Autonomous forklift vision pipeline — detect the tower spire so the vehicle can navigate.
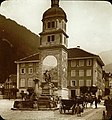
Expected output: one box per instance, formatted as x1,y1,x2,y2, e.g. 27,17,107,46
51,0,59,7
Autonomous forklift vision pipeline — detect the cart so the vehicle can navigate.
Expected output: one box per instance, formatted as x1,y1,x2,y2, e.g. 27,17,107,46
59,99,76,114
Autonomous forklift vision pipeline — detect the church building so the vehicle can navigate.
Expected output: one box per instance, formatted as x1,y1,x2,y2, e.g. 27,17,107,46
15,0,104,98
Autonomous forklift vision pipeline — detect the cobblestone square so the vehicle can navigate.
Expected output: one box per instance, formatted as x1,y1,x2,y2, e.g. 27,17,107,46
0,99,105,120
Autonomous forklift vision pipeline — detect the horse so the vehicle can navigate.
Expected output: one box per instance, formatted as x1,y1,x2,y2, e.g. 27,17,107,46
75,96,85,108
84,95,95,108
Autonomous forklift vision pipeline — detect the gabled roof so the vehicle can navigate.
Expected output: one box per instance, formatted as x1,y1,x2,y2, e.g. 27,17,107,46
68,47,97,58
68,47,104,66
15,53,40,63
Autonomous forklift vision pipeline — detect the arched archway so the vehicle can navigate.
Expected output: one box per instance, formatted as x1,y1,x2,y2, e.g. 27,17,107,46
42,55,58,85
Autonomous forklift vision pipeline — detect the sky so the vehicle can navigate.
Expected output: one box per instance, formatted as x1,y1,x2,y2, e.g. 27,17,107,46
0,0,112,54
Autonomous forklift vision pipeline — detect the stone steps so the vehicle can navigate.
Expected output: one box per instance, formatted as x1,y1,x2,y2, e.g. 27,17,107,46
42,89,50,95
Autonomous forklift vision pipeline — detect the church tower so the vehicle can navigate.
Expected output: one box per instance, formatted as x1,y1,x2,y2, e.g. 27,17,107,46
39,0,69,98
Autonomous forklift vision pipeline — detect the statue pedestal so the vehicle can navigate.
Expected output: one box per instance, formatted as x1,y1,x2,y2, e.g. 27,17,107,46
42,82,51,95
37,82,56,110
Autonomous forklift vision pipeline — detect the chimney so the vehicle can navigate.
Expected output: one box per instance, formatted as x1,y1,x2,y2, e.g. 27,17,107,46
77,46,80,49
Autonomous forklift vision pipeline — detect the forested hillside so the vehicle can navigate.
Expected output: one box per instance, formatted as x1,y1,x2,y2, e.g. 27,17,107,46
0,14,40,83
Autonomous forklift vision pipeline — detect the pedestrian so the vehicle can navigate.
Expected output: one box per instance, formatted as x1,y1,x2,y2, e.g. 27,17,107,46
102,110,106,120
95,96,98,109
76,104,81,117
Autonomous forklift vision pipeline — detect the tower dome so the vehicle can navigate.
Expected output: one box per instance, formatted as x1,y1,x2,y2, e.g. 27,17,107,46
42,0,67,22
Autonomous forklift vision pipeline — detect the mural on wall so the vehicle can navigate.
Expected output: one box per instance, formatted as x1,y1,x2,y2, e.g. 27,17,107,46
43,55,58,83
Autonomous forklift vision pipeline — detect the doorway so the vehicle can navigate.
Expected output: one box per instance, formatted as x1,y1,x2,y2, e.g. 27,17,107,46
71,90,76,98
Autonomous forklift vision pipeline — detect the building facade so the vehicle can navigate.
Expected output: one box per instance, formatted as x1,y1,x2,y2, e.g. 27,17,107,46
15,53,40,96
103,71,112,95
4,74,17,99
67,47,104,98
15,0,104,99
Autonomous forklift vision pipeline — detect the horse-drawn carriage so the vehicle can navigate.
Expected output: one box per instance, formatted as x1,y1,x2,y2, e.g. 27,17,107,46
59,98,84,115
59,99,76,114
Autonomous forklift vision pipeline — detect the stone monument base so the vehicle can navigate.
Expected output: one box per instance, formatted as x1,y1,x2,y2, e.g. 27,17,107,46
37,82,57,110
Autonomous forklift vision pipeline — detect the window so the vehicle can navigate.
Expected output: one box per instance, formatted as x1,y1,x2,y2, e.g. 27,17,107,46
28,78,34,87
71,61,76,67
79,70,84,76
79,60,84,66
86,69,92,76
47,35,55,42
20,68,26,74
28,68,33,74
47,36,50,42
52,21,55,28
86,59,92,66
47,21,55,28
71,70,76,77
71,80,77,86
79,80,84,86
51,35,55,41
48,22,50,28
86,79,91,86
20,79,25,87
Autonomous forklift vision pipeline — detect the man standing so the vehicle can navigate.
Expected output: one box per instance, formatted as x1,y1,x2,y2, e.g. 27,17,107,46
95,96,98,109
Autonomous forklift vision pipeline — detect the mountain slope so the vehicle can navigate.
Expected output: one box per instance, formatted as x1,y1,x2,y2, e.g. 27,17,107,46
0,14,40,83
100,50,112,65
99,50,112,73
104,63,112,73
